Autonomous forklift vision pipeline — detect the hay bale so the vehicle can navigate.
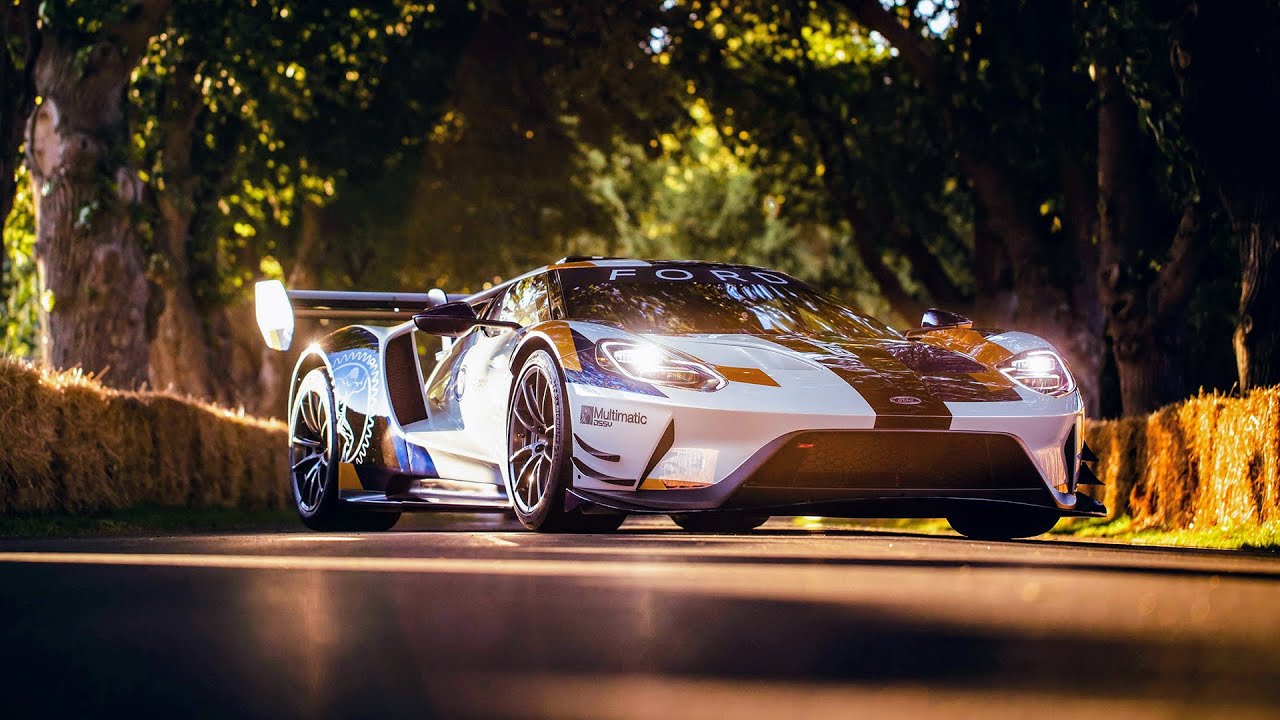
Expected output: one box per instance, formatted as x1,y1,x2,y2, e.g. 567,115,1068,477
1198,389,1276,528
1130,406,1196,530
1083,415,1145,521
0,360,58,512
48,382,121,513
148,395,200,506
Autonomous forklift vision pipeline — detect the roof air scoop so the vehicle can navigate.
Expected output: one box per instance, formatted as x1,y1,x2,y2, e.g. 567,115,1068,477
920,308,973,331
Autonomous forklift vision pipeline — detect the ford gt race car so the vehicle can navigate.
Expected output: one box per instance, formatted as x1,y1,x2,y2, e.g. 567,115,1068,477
255,258,1105,538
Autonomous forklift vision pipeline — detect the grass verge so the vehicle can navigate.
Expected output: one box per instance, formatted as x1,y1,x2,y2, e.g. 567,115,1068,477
794,516,1280,552
0,506,299,538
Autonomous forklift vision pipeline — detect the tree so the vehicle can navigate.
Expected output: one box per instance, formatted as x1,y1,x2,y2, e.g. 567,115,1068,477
1085,0,1209,414
1,1,40,231
1174,1,1280,389
130,1,475,408
25,0,170,388
657,2,972,329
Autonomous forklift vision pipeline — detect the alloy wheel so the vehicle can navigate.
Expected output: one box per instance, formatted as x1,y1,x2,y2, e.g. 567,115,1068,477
291,383,332,513
507,364,556,513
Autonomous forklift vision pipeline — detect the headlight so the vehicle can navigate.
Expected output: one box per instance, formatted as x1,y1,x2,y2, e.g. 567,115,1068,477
997,349,1076,397
596,340,725,391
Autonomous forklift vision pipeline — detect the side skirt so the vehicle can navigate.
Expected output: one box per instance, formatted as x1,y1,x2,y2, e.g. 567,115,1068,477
340,477,511,513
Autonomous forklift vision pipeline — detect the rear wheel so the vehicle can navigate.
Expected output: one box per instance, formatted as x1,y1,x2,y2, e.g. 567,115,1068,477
289,368,401,532
946,506,1060,540
507,350,625,533
670,513,769,533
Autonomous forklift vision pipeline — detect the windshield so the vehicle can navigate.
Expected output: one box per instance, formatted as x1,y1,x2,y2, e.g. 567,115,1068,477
559,266,900,339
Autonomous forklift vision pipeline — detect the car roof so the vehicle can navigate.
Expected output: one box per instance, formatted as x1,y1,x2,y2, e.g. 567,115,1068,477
465,258,792,304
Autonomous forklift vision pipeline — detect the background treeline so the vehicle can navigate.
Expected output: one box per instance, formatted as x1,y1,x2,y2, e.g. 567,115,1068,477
1,0,1277,419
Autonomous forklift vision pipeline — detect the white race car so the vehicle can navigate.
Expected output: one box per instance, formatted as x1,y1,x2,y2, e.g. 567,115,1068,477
256,258,1104,537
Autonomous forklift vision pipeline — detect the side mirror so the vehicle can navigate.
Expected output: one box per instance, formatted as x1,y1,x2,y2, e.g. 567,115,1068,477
920,308,973,330
412,301,521,337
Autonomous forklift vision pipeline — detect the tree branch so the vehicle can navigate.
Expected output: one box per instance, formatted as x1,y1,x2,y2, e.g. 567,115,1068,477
1155,201,1206,321
835,0,1044,264
787,10,919,320
118,0,173,64
834,0,938,90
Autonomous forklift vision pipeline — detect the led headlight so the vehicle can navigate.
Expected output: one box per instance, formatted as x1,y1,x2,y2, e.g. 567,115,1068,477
596,340,725,391
997,349,1076,397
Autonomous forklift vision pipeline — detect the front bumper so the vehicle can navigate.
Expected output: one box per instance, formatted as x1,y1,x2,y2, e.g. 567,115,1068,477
567,428,1107,518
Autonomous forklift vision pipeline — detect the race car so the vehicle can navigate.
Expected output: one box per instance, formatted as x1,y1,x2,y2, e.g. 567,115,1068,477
255,257,1105,538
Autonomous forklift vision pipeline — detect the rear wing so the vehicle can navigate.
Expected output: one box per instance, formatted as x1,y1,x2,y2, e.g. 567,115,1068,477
254,280,462,351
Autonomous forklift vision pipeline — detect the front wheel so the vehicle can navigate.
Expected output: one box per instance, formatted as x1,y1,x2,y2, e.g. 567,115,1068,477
946,506,1060,540
670,513,770,533
507,350,625,533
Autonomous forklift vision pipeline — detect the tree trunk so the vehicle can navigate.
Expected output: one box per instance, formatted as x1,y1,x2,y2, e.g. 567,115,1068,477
25,1,169,388
969,199,1016,327
1228,197,1280,389
25,8,166,384
148,62,218,399
840,0,1106,415
1096,69,1202,415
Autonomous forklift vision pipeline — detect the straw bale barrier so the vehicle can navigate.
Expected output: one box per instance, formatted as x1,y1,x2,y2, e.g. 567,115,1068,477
1083,387,1280,531
1,357,1277,531
0,358,288,514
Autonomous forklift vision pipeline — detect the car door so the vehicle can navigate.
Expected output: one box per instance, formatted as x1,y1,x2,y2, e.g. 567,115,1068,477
454,274,551,462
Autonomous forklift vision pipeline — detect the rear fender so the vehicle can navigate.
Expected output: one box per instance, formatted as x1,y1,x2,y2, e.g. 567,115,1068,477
287,325,437,489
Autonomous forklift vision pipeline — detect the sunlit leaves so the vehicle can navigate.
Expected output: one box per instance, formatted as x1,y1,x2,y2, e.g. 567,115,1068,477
2,165,38,356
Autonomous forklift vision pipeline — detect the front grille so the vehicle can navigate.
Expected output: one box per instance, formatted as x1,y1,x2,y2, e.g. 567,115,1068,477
743,431,1045,491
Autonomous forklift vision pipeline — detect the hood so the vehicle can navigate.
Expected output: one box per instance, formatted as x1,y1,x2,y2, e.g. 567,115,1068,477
651,332,1023,408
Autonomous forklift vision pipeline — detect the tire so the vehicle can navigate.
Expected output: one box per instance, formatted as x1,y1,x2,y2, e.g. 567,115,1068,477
946,505,1061,540
289,368,402,532
507,350,626,533
290,368,346,531
670,513,770,533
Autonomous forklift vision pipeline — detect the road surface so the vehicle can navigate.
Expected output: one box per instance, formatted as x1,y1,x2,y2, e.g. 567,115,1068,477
2,515,1279,719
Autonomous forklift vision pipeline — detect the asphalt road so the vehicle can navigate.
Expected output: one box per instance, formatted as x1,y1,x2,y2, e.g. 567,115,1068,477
2,515,1279,719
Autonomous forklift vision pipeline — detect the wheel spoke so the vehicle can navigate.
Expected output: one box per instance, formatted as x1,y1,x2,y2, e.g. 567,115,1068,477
312,463,327,506
534,454,550,497
301,463,319,508
292,454,322,472
303,392,320,432
513,399,538,434
292,436,321,448
516,453,539,507
538,377,551,427
525,461,540,508
508,443,535,466
522,377,542,426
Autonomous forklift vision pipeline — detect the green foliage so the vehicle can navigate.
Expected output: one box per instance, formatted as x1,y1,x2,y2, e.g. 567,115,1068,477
659,0,973,319
578,100,894,319
0,0,1259,401
125,1,477,306
1,164,38,357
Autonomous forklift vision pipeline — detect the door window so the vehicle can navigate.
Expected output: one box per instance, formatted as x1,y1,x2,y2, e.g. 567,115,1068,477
496,275,550,328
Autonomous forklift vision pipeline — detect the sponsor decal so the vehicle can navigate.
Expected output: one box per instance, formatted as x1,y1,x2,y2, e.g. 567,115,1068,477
606,267,789,285
579,404,649,428
890,396,923,405
331,349,382,464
